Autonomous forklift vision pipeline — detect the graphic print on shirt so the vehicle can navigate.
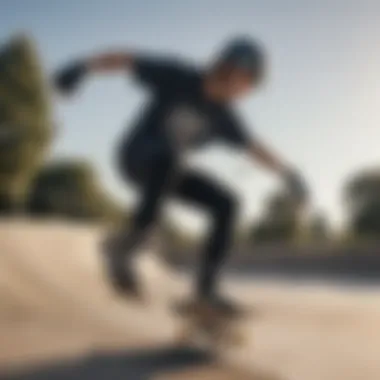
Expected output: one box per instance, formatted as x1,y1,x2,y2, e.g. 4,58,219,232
165,104,209,149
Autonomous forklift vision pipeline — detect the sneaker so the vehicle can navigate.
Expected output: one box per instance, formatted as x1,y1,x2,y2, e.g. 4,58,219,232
175,294,244,319
102,236,142,300
200,294,244,318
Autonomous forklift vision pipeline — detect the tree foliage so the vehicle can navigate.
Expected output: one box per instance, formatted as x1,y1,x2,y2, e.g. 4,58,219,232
28,160,123,222
251,192,301,243
345,168,380,237
0,34,53,212
307,212,330,241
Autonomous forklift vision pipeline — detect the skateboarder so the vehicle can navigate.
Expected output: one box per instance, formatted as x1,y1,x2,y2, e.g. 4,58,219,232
54,36,308,314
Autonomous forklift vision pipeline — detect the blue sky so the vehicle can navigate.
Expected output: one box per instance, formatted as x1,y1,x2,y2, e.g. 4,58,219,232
1,0,380,232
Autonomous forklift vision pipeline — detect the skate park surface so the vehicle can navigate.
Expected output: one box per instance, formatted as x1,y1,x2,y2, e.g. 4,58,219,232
0,220,379,380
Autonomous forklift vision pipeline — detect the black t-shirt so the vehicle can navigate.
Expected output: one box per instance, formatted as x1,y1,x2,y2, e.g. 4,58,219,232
125,56,252,154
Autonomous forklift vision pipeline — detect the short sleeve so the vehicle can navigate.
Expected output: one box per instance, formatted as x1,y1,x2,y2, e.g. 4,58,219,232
133,56,189,92
218,107,253,148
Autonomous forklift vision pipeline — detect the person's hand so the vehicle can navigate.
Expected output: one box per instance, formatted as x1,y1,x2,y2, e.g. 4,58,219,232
53,61,88,95
283,168,309,208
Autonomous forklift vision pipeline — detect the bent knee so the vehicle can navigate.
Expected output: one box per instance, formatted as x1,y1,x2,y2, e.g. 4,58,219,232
213,191,238,220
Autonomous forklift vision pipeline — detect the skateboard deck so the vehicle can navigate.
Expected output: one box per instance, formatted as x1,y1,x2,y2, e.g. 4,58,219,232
172,300,252,348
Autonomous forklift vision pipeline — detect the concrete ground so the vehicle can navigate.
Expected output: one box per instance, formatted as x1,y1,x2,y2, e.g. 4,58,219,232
1,220,379,380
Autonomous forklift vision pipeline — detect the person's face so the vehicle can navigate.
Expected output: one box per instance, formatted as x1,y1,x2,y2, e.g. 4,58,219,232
223,68,256,100
210,65,256,101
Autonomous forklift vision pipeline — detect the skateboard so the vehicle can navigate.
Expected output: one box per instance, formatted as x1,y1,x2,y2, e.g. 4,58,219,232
172,299,251,348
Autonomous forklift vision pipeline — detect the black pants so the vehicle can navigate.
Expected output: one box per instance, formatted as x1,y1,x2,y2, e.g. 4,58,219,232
119,138,238,297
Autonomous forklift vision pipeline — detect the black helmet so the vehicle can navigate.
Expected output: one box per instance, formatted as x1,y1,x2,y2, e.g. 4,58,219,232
215,36,267,83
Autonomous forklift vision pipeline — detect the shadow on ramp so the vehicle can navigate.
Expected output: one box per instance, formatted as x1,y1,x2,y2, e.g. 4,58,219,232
3,346,215,380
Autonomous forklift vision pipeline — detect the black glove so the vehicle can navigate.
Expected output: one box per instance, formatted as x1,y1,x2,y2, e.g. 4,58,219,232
283,169,309,206
53,61,88,94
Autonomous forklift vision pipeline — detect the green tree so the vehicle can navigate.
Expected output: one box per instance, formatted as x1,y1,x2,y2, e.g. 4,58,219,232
345,168,380,237
28,160,123,222
251,192,301,243
307,212,330,242
0,34,53,213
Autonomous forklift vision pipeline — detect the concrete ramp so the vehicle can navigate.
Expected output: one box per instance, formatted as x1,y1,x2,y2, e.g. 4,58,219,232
1,220,380,380
0,220,273,380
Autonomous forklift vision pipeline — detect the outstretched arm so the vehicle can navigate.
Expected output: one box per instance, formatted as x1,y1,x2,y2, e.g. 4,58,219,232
248,139,288,175
86,51,135,72
54,49,183,95
247,139,309,205
54,50,136,94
